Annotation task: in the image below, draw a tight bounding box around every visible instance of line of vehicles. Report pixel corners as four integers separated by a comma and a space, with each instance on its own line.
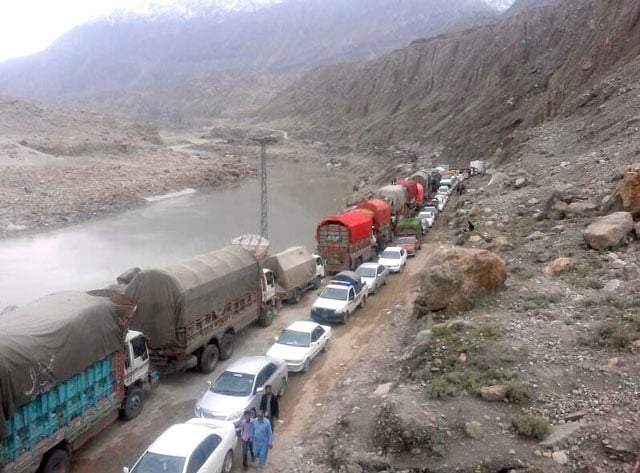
0, 162, 482, 473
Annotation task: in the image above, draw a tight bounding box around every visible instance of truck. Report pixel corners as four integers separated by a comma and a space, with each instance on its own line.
376, 184, 407, 221
310, 271, 367, 324
408, 171, 431, 203
124, 245, 277, 375
470, 160, 486, 175
396, 179, 419, 216
0, 291, 156, 473
355, 198, 393, 250
396, 217, 424, 241
316, 212, 375, 274
263, 246, 324, 304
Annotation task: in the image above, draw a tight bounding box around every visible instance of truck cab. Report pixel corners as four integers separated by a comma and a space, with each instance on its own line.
313, 254, 325, 279
122, 330, 158, 420
262, 268, 277, 303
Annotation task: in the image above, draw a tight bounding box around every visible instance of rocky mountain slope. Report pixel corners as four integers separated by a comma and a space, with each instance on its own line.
260, 0, 640, 165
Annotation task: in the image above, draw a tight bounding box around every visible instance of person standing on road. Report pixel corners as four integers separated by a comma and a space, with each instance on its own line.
239, 410, 254, 470
259, 384, 279, 432
251, 410, 273, 470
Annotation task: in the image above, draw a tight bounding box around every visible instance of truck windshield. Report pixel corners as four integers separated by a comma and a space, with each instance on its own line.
356, 267, 377, 278
131, 453, 185, 473
320, 286, 349, 300
210, 371, 255, 396
278, 330, 311, 347
381, 250, 401, 259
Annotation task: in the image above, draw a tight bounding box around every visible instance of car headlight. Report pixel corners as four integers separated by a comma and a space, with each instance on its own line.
226, 410, 246, 422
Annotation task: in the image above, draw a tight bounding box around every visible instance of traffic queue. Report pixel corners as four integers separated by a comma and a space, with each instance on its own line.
0, 163, 481, 473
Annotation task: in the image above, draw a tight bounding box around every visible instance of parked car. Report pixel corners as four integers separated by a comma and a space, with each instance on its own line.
435, 194, 446, 212
378, 247, 408, 273
438, 185, 452, 196
310, 271, 367, 324
422, 204, 438, 218
394, 235, 421, 256
266, 321, 332, 373
417, 210, 435, 230
355, 262, 389, 295
195, 356, 288, 426
124, 418, 237, 473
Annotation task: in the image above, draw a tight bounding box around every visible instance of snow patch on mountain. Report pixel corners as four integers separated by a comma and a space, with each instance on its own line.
485, 0, 515, 11
106, 0, 283, 20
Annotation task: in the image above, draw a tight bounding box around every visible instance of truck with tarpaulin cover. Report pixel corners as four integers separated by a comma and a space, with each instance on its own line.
317, 212, 374, 273
395, 179, 419, 216
0, 291, 157, 473
396, 217, 424, 240
354, 198, 392, 249
376, 185, 407, 221
124, 245, 277, 375
408, 171, 431, 202
263, 246, 324, 304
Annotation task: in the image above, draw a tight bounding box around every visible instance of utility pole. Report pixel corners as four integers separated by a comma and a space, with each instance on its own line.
251, 136, 277, 239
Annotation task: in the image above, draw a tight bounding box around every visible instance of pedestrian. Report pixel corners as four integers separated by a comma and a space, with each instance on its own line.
239, 410, 254, 470
251, 410, 273, 470
259, 384, 279, 432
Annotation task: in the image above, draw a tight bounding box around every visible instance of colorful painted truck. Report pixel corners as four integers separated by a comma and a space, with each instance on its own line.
355, 198, 393, 249
124, 245, 277, 375
317, 212, 374, 273
0, 291, 157, 473
263, 246, 325, 304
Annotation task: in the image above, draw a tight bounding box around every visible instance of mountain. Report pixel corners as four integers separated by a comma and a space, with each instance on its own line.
259, 0, 640, 164
0, 0, 498, 104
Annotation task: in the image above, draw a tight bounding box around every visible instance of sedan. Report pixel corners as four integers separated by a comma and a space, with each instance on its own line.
266, 321, 331, 373
394, 235, 420, 256
378, 246, 408, 273
124, 418, 237, 473
195, 356, 288, 426
356, 262, 389, 295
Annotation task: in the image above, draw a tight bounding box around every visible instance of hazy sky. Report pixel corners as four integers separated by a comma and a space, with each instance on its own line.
0, 0, 180, 62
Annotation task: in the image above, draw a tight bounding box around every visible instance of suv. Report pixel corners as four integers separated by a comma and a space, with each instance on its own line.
310, 271, 367, 324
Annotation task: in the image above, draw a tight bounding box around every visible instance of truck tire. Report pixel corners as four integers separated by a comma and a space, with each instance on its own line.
291, 289, 302, 304
312, 276, 321, 290
42, 449, 70, 473
258, 305, 274, 327
198, 344, 219, 374
121, 386, 144, 420
219, 333, 234, 361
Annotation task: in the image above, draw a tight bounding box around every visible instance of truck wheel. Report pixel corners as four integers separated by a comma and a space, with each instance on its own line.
219, 333, 234, 361
258, 305, 274, 327
291, 289, 302, 304
312, 276, 321, 290
198, 344, 219, 374
42, 448, 70, 473
222, 450, 234, 473
121, 386, 144, 420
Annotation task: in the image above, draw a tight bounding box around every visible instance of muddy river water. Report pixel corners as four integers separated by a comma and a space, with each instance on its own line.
0, 162, 352, 307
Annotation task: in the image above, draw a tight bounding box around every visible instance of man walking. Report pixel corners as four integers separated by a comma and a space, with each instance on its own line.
251, 410, 273, 470
239, 410, 254, 470
259, 384, 279, 432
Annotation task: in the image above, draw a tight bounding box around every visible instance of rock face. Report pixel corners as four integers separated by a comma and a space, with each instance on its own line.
543, 257, 576, 276
566, 201, 597, 215
414, 246, 507, 314
584, 212, 634, 250
480, 385, 507, 401
634, 222, 640, 239
605, 163, 640, 217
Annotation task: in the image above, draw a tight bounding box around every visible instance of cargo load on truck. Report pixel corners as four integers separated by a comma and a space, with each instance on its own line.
396, 217, 424, 240
353, 199, 392, 249
317, 212, 374, 273
376, 185, 406, 216
231, 234, 270, 261
263, 246, 322, 303
0, 291, 131, 438
408, 171, 431, 198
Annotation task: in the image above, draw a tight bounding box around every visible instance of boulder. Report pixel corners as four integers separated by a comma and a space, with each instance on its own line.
635, 222, 640, 239
552, 451, 569, 465
464, 421, 483, 439
566, 201, 597, 216
543, 257, 576, 276
540, 421, 584, 448
488, 172, 509, 187
414, 246, 507, 314
604, 162, 640, 217
584, 212, 634, 250
514, 177, 527, 189
525, 231, 546, 241
603, 279, 623, 293
480, 385, 507, 402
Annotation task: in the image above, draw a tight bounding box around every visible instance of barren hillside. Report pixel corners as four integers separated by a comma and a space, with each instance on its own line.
260, 0, 640, 164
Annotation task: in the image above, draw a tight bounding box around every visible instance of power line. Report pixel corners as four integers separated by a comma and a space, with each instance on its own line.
251, 136, 277, 239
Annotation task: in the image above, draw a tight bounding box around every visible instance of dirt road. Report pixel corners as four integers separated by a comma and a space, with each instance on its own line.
71, 240, 434, 473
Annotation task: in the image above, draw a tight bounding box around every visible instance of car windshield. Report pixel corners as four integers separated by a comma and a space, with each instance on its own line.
356, 266, 377, 278
381, 250, 401, 259
210, 371, 255, 396
320, 286, 349, 300
396, 237, 414, 244
131, 453, 185, 473
278, 329, 311, 347
418, 213, 432, 219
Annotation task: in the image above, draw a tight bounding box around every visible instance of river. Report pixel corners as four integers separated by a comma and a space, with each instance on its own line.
0, 162, 352, 307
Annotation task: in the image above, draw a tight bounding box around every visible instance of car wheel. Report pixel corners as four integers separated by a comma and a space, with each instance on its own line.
342, 312, 350, 324
218, 333, 234, 361
222, 450, 233, 473
371, 284, 377, 295
278, 378, 287, 397
197, 344, 219, 374
302, 358, 311, 373
121, 386, 144, 420
359, 295, 366, 308
322, 338, 330, 353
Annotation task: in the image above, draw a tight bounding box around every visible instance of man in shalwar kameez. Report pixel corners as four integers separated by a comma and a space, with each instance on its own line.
251, 410, 273, 470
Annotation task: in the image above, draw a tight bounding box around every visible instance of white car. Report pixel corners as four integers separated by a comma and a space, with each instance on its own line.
124, 418, 237, 473
378, 246, 408, 273
266, 321, 331, 373
438, 185, 452, 196
356, 262, 389, 295
417, 211, 435, 230
435, 194, 446, 212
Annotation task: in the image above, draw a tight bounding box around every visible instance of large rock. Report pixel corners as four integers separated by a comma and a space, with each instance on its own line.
414, 246, 507, 314
480, 385, 507, 401
488, 172, 509, 187
605, 162, 640, 217
540, 421, 584, 448
543, 257, 576, 276
584, 212, 634, 250
566, 201, 597, 216
635, 222, 640, 239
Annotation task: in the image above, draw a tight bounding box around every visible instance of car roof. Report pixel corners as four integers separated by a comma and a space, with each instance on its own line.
285, 320, 320, 333
147, 423, 216, 457
383, 246, 403, 252
358, 262, 380, 268
224, 356, 277, 374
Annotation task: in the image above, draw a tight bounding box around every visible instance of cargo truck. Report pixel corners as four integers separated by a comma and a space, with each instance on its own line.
317, 212, 374, 273
0, 291, 156, 473
263, 246, 324, 304
396, 179, 419, 216
376, 184, 407, 221
124, 245, 277, 375
408, 171, 432, 202
355, 198, 392, 250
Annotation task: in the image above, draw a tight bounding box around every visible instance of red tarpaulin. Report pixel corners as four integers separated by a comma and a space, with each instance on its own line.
396, 179, 418, 203
356, 199, 391, 227
317, 212, 374, 242
416, 183, 424, 203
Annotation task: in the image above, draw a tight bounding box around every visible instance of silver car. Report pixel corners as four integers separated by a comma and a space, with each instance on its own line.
355, 262, 389, 295
194, 356, 288, 427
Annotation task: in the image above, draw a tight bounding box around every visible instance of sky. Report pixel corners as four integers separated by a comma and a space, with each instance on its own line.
0, 0, 180, 62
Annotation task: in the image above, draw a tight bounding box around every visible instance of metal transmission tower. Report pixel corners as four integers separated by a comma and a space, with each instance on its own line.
251, 136, 277, 238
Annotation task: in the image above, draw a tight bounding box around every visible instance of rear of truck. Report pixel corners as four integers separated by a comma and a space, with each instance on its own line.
263, 246, 319, 304
317, 213, 374, 274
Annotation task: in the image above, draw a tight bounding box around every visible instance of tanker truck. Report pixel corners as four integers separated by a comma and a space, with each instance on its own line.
0, 291, 157, 473
263, 246, 324, 304
124, 245, 277, 374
